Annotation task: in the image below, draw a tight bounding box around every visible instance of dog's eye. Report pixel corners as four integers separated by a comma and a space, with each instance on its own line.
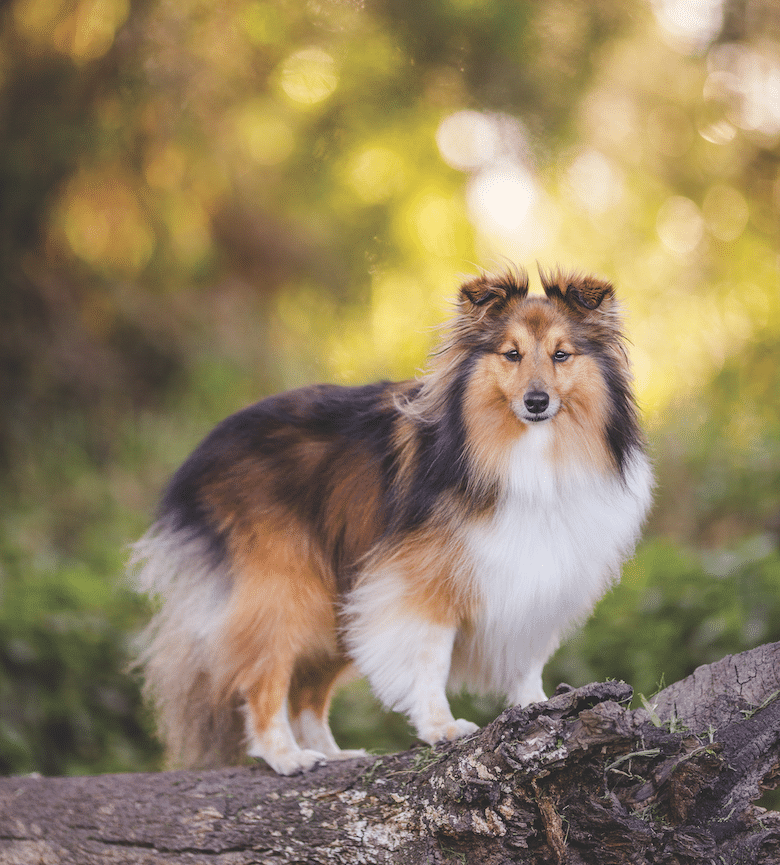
553, 350, 571, 362
504, 350, 521, 363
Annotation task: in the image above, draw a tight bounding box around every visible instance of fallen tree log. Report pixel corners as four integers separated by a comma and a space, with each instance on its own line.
2, 642, 780, 864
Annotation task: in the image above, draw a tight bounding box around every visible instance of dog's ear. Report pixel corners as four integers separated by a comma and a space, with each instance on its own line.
459, 269, 529, 313
540, 269, 614, 313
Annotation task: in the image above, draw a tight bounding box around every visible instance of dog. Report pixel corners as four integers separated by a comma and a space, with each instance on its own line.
131, 267, 653, 775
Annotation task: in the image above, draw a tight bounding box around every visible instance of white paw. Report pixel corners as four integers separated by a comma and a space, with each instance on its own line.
249, 746, 327, 776
511, 677, 547, 707
330, 748, 368, 760
419, 717, 480, 745
451, 718, 480, 739
514, 687, 547, 708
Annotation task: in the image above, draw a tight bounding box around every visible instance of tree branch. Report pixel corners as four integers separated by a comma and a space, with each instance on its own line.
2, 643, 780, 864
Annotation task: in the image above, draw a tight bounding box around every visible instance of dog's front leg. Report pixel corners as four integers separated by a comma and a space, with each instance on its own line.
344, 577, 478, 744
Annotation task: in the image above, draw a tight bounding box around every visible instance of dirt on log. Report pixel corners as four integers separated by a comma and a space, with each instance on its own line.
2, 642, 780, 864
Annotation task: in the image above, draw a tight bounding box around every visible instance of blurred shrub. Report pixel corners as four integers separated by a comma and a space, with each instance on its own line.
547, 535, 780, 703
0, 538, 159, 775
2, 522, 779, 773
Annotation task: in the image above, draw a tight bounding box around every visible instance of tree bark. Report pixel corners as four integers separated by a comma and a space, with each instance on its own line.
2, 642, 780, 864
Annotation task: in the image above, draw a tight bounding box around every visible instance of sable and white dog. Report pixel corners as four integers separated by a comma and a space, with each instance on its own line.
132, 268, 653, 775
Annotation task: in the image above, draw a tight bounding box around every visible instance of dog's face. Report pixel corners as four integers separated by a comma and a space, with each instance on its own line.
492, 299, 610, 427
493, 302, 573, 424
464, 296, 610, 431
456, 271, 623, 476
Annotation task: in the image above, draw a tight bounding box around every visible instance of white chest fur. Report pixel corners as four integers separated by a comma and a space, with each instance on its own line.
452, 424, 652, 697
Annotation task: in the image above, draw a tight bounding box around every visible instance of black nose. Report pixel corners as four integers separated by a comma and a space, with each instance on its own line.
524, 390, 549, 414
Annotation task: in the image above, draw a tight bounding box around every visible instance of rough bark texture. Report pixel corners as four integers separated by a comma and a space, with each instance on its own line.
2, 642, 780, 864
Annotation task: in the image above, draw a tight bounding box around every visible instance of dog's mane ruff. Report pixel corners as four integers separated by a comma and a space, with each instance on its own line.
385, 268, 532, 516
547, 268, 632, 377
392, 334, 469, 428
540, 267, 644, 476
394, 266, 528, 427
394, 266, 644, 482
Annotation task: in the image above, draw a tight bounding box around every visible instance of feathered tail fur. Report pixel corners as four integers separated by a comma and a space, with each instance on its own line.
131, 526, 246, 768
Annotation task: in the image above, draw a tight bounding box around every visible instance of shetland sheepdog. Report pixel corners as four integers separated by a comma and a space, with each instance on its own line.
131, 267, 653, 775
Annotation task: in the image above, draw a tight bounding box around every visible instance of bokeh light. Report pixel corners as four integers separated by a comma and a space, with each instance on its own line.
276, 47, 339, 106
13, 0, 129, 62
56, 169, 155, 275
651, 0, 724, 52
656, 196, 705, 256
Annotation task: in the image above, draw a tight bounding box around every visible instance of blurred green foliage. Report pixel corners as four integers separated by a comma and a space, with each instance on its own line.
0, 540, 160, 775
0, 0, 778, 776
549, 537, 780, 702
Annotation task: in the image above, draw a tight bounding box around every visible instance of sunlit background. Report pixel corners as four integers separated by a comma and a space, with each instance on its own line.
1, 0, 779, 776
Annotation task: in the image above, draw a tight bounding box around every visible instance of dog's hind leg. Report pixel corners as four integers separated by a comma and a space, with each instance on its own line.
242, 664, 328, 775
288, 656, 366, 759
225, 523, 341, 775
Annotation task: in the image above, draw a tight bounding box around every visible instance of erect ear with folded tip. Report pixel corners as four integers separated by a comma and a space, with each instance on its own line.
459, 269, 529, 313
540, 269, 615, 313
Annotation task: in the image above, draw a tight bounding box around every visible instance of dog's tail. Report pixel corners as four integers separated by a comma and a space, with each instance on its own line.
129, 524, 245, 768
